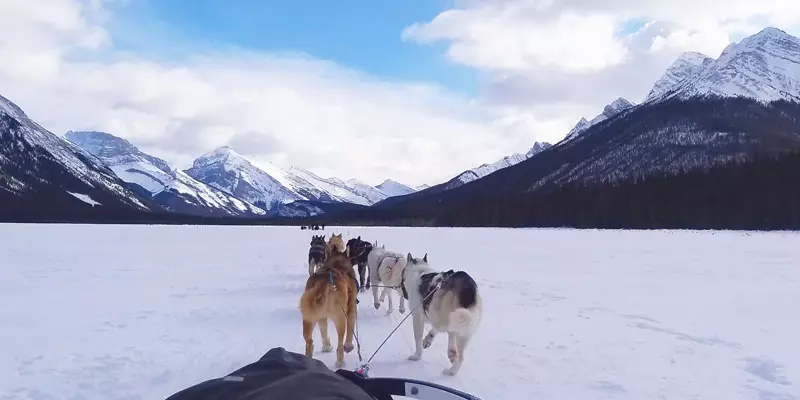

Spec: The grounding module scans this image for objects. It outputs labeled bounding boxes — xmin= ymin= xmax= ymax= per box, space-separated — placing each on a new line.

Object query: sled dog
xmin=307 ymin=235 xmax=326 ymax=276
xmin=367 ymin=244 xmax=408 ymax=314
xmin=401 ymin=253 xmax=482 ymax=376
xmin=346 ymin=236 xmax=373 ymax=291
xmin=326 ymin=233 xmax=346 ymax=257
xmin=299 ymin=248 xmax=358 ymax=368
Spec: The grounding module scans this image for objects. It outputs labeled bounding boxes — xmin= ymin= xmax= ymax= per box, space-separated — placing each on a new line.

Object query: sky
xmin=1 ymin=0 xmax=800 ymax=186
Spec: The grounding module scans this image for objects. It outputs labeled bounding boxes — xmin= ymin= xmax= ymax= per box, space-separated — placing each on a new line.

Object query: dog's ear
xmin=357 ymin=235 xmax=361 ymax=240
xmin=423 ymin=253 xmax=428 ymax=263
xmin=407 ymin=253 xmax=414 ymax=264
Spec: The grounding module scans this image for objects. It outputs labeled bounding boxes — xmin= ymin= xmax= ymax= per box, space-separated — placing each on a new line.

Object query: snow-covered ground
xmin=1 ymin=225 xmax=798 ymax=400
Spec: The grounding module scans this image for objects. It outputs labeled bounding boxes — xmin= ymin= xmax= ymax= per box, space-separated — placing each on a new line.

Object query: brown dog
xmin=299 ymin=247 xmax=358 ymax=368
xmin=326 ymin=233 xmax=346 ymax=257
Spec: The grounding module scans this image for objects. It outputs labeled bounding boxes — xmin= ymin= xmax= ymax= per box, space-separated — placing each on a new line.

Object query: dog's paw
xmin=335 ymin=360 xmax=345 ymax=369
xmin=386 ymin=309 xmax=393 ymax=316
xmin=442 ymin=367 xmax=457 ymax=376
xmin=322 ymin=344 xmax=333 ymax=353
xmin=399 ymin=307 xmax=406 ymax=314
xmin=423 ymin=336 xmax=433 ymax=349
xmin=447 ymin=349 xmax=458 ymax=363
xmin=373 ymin=302 xmax=381 ymax=310
xmin=343 ymin=343 xmax=354 ymax=353
xmin=407 ymin=353 xmax=422 ymax=361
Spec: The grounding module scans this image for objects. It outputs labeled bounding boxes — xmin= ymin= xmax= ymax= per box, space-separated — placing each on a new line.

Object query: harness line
xmin=362 ymin=273 xmax=450 ymax=368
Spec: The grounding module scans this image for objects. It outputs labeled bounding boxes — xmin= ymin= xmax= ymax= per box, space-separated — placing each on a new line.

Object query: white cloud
xmin=404 ymin=6 xmax=628 ymax=73
xmin=404 ymin=0 xmax=800 ymax=147
xmin=0 ymin=0 xmax=545 ymax=187
xmin=5 ymin=0 xmax=800 ymax=189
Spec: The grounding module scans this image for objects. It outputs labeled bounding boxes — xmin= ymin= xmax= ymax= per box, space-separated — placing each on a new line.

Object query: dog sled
xmin=165 ymin=347 xmax=481 ymax=400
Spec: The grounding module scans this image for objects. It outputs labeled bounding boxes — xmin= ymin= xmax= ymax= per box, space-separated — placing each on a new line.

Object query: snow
xmin=67 ymin=192 xmax=102 ymax=206
xmin=645 ymin=52 xmax=714 ymax=102
xmin=376 ymin=179 xmax=417 ymax=197
xmin=563 ymin=98 xmax=636 ymax=142
xmin=457 ymin=153 xmax=527 ymax=185
xmin=650 ymin=28 xmax=800 ymax=103
xmin=66 ymin=133 xmax=267 ymax=216
xmin=0 ymin=96 xmax=149 ymax=211
xmin=2 ymin=225 xmax=798 ymax=400
xmin=189 ymin=147 xmax=395 ymax=208
xmin=452 ymin=142 xmax=553 ymax=186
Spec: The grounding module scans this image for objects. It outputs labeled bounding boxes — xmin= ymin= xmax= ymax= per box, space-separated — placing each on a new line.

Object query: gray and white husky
xmin=401 ymin=253 xmax=482 ymax=376
xmin=367 ymin=243 xmax=408 ymax=314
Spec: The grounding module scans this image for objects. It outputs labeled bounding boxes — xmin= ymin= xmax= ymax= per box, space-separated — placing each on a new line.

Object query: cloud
xmin=5 ymin=0 xmax=800 ymax=188
xmin=405 ymin=0 xmax=800 ymax=138
xmin=0 ymin=0 xmax=543 ymax=187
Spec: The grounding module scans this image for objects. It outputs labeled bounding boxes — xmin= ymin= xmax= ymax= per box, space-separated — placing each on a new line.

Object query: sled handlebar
xmin=336 ymin=370 xmax=482 ymax=400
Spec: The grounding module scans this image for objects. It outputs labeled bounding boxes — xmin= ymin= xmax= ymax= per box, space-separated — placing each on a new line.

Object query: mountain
xmin=346 ymin=178 xmax=389 ymax=204
xmin=185 ymin=147 xmax=415 ymax=213
xmin=443 ymin=141 xmax=553 ymax=189
xmin=646 ymin=52 xmax=714 ymax=101
xmin=375 ymin=179 xmax=416 ymax=197
xmin=564 ymin=97 xmax=636 ymax=142
xmin=415 ymin=184 xmax=431 ymax=191
xmin=650 ymin=27 xmax=800 ymax=102
xmin=339 ymin=96 xmax=800 ymax=226
xmin=0 ymin=94 xmax=151 ymax=220
xmin=278 ymin=166 xmax=384 ymax=206
xmin=65 ymin=131 xmax=265 ymax=217
xmin=184 ymin=147 xmax=303 ymax=210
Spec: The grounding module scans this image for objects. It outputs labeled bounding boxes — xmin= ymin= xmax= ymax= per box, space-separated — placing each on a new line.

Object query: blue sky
xmin=109 ymin=0 xmax=479 ymax=94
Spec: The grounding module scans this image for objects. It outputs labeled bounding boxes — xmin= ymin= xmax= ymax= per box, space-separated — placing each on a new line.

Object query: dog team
xmin=299 ymin=233 xmax=483 ymax=376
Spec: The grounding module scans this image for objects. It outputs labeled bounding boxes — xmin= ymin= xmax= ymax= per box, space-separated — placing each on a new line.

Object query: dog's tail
xmin=448 ymin=307 xmax=480 ymax=335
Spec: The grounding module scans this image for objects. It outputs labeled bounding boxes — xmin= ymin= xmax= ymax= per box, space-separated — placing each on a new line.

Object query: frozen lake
xmin=1 ymin=224 xmax=798 ymax=399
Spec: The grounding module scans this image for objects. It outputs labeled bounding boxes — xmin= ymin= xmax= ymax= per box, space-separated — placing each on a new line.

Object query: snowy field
xmin=1 ymin=224 xmax=799 ymax=400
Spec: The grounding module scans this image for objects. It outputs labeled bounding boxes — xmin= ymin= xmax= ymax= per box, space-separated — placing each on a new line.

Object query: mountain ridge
xmin=65 ymin=131 xmax=266 ymax=217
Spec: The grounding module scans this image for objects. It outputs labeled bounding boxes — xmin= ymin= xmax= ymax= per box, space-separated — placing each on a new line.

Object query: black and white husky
xmin=401 ymin=253 xmax=482 ymax=376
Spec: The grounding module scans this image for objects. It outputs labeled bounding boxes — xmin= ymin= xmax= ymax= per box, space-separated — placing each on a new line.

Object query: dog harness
xmin=375 ymin=253 xmax=401 ymax=275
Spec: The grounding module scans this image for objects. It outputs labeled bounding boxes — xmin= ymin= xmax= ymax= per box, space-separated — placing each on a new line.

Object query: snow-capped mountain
xmin=346 ymin=178 xmax=390 ymax=204
xmin=526 ymin=142 xmax=553 ymax=158
xmin=375 ymin=179 xmax=416 ymax=197
xmin=449 ymin=142 xmax=553 ymax=187
xmin=184 ymin=147 xmax=303 ymax=210
xmin=564 ymin=98 xmax=636 ymax=142
xmin=185 ymin=147 xmax=416 ymax=211
xmin=362 ymin=97 xmax=800 ymax=224
xmin=415 ymin=184 xmax=431 ymax=191
xmin=645 ymin=52 xmax=714 ymax=101
xmin=650 ymin=27 xmax=800 ymax=103
xmin=280 ymin=166 xmax=385 ymax=206
xmin=0 ymin=94 xmax=150 ymax=217
xmin=65 ymin=131 xmax=265 ymax=217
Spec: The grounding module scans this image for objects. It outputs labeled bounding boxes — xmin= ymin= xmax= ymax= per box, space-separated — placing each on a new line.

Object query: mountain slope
xmin=441 ymin=141 xmax=553 ymax=190
xmin=564 ymin=98 xmax=636 ymax=142
xmin=65 ymin=131 xmax=265 ymax=217
xmin=184 ymin=147 xmax=303 ymax=210
xmin=346 ymin=178 xmax=389 ymax=204
xmin=375 ymin=179 xmax=416 ymax=197
xmin=185 ymin=147 xmax=413 ymax=211
xmin=0 ymin=94 xmax=150 ymax=219
xmin=653 ymin=27 xmax=800 ymax=102
xmin=352 ymin=97 xmax=800 ymax=224
xmin=646 ymin=52 xmax=714 ymax=101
